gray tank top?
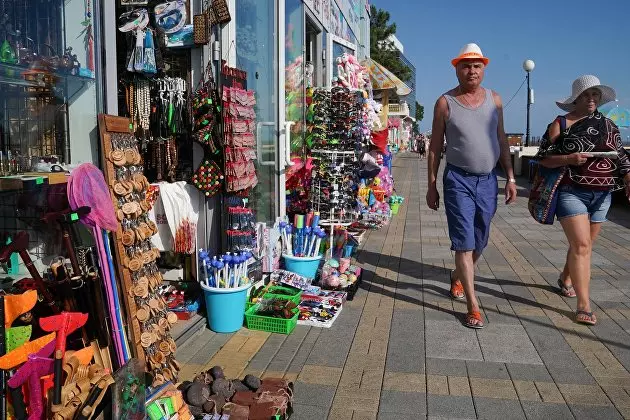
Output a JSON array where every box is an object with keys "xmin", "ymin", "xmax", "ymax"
[{"xmin": 444, "ymin": 88, "xmax": 500, "ymax": 174}]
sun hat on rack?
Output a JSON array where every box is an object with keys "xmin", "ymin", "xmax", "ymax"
[
  {"xmin": 451, "ymin": 43, "xmax": 490, "ymax": 67},
  {"xmin": 556, "ymin": 75, "xmax": 616, "ymax": 112}
]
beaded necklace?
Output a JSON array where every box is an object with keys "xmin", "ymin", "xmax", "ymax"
[{"xmin": 136, "ymin": 80, "xmax": 151, "ymax": 131}]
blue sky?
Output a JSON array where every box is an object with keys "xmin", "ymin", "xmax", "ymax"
[{"xmin": 371, "ymin": 0, "xmax": 630, "ymax": 142}]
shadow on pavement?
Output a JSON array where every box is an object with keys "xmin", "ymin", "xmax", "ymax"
[
  {"xmin": 607, "ymin": 204, "xmax": 630, "ymax": 230},
  {"xmin": 354, "ymin": 249, "xmax": 630, "ymax": 352}
]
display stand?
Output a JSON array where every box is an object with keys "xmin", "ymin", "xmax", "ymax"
[
  {"xmin": 98, "ymin": 114, "xmax": 181, "ymax": 386},
  {"xmin": 98, "ymin": 115, "xmax": 144, "ymax": 362},
  {"xmin": 307, "ymin": 86, "xmax": 363, "ymax": 258}
]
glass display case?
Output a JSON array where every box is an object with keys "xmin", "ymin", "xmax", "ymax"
[{"xmin": 0, "ymin": 0, "xmax": 100, "ymax": 170}]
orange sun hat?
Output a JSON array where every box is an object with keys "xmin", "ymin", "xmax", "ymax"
[{"xmin": 451, "ymin": 43, "xmax": 490, "ymax": 67}]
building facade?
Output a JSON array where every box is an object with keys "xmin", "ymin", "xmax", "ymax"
[{"xmin": 398, "ymin": 51, "xmax": 417, "ymax": 120}]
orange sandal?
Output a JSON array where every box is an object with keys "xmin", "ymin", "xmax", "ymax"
[
  {"xmin": 464, "ymin": 311, "xmax": 484, "ymax": 329},
  {"xmin": 575, "ymin": 310, "xmax": 597, "ymax": 326},
  {"xmin": 450, "ymin": 271, "xmax": 465, "ymax": 300}
]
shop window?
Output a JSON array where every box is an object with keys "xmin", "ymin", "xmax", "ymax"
[
  {"xmin": 305, "ymin": 17, "xmax": 322, "ymax": 88},
  {"xmin": 0, "ymin": 0, "xmax": 100, "ymax": 279},
  {"xmin": 0, "ymin": 0, "xmax": 100, "ymax": 167},
  {"xmin": 332, "ymin": 41, "xmax": 355, "ymax": 79}
]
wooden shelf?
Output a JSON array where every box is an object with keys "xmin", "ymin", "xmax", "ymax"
[{"xmin": 0, "ymin": 172, "xmax": 68, "ymax": 192}]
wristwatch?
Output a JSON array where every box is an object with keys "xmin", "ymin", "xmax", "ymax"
[{"xmin": 507, "ymin": 178, "xmax": 516, "ymax": 183}]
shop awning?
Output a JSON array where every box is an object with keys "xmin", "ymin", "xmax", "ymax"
[{"xmin": 361, "ymin": 58, "xmax": 412, "ymax": 96}]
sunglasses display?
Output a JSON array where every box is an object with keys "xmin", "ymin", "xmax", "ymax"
[
  {"xmin": 304, "ymin": 86, "xmax": 377, "ymax": 225},
  {"xmin": 309, "ymin": 149, "xmax": 358, "ymax": 224}
]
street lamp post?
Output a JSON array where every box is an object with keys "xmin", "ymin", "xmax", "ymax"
[{"xmin": 523, "ymin": 59, "xmax": 535, "ymax": 147}]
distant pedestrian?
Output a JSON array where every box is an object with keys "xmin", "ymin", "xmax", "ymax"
[
  {"xmin": 426, "ymin": 43, "xmax": 517, "ymax": 329},
  {"xmin": 418, "ymin": 136, "xmax": 426, "ymax": 159},
  {"xmin": 535, "ymin": 75, "xmax": 630, "ymax": 325}
]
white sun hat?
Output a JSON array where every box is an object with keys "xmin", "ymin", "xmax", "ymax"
[
  {"xmin": 556, "ymin": 75, "xmax": 616, "ymax": 112},
  {"xmin": 451, "ymin": 43, "xmax": 490, "ymax": 67}
]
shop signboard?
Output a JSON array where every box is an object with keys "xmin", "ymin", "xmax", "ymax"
[
  {"xmin": 304, "ymin": 0, "xmax": 357, "ymax": 46},
  {"xmin": 333, "ymin": 0, "xmax": 362, "ymax": 42},
  {"xmin": 322, "ymin": 0, "xmax": 331, "ymax": 31},
  {"xmin": 304, "ymin": 0, "xmax": 332, "ymax": 32}
]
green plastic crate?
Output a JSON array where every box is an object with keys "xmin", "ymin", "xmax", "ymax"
[
  {"xmin": 245, "ymin": 305, "xmax": 299, "ymax": 334},
  {"xmin": 265, "ymin": 285, "xmax": 303, "ymax": 304},
  {"xmin": 245, "ymin": 285, "xmax": 302, "ymax": 311}
]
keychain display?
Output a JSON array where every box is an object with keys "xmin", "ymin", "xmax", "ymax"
[
  {"xmin": 106, "ymin": 131, "xmax": 180, "ymax": 387},
  {"xmin": 153, "ymin": 77, "xmax": 187, "ymax": 137},
  {"xmin": 123, "ymin": 77, "xmax": 187, "ymax": 182}
]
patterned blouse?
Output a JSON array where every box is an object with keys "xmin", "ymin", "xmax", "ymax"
[{"xmin": 535, "ymin": 111, "xmax": 630, "ymax": 191}]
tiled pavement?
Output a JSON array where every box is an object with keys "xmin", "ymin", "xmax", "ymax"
[{"xmin": 177, "ymin": 153, "xmax": 630, "ymax": 419}]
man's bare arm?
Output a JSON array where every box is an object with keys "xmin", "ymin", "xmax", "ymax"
[
  {"xmin": 428, "ymin": 96, "xmax": 448, "ymax": 187},
  {"xmin": 492, "ymin": 91, "xmax": 515, "ymax": 180}
]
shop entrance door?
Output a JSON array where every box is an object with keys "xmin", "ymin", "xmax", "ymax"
[
  {"xmin": 282, "ymin": 0, "xmax": 307, "ymax": 218},
  {"xmin": 234, "ymin": 0, "xmax": 281, "ymax": 223}
]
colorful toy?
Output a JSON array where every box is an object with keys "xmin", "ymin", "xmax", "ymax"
[
  {"xmin": 278, "ymin": 212, "xmax": 326, "ymax": 258},
  {"xmin": 39, "ymin": 312, "xmax": 89, "ymax": 408},
  {"xmin": 199, "ymin": 250, "xmax": 253, "ymax": 288},
  {"xmin": 7, "ymin": 340, "xmax": 56, "ymax": 420},
  {"xmin": 335, "ymin": 53, "xmax": 369, "ymax": 90}
]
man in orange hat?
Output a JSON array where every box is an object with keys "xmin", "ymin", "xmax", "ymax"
[{"xmin": 426, "ymin": 43, "xmax": 517, "ymax": 329}]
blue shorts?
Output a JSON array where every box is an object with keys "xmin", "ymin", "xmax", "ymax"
[
  {"xmin": 556, "ymin": 185, "xmax": 611, "ymax": 223},
  {"xmin": 443, "ymin": 164, "xmax": 498, "ymax": 254}
]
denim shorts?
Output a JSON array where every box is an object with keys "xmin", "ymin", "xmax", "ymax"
[
  {"xmin": 556, "ymin": 185, "xmax": 612, "ymax": 223},
  {"xmin": 443, "ymin": 164, "xmax": 498, "ymax": 253}
]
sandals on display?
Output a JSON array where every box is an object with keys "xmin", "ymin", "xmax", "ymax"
[
  {"xmin": 118, "ymin": 9, "xmax": 149, "ymax": 33},
  {"xmin": 464, "ymin": 311, "xmax": 484, "ymax": 329},
  {"xmin": 575, "ymin": 310, "xmax": 597, "ymax": 326},
  {"xmin": 450, "ymin": 270, "xmax": 465, "ymax": 301},
  {"xmin": 154, "ymin": 1, "xmax": 187, "ymax": 34},
  {"xmin": 557, "ymin": 278, "xmax": 577, "ymax": 298}
]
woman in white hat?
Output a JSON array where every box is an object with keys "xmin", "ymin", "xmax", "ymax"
[{"xmin": 536, "ymin": 75, "xmax": 630, "ymax": 325}]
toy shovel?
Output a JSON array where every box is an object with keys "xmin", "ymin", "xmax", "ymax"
[
  {"xmin": 7, "ymin": 340, "xmax": 56, "ymax": 420},
  {"xmin": 39, "ymin": 312, "xmax": 88, "ymax": 407},
  {"xmin": 1, "ymin": 290, "xmax": 38, "ymax": 420},
  {"xmin": 0, "ymin": 333, "xmax": 55, "ymax": 420},
  {"xmin": 0, "ymin": 333, "xmax": 56, "ymax": 371}
]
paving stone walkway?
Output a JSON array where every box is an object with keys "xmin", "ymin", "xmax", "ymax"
[{"xmin": 178, "ymin": 152, "xmax": 630, "ymax": 419}]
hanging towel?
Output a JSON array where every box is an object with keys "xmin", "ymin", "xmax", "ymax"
[
  {"xmin": 157, "ymin": 181, "xmax": 199, "ymax": 254},
  {"xmin": 147, "ymin": 185, "xmax": 171, "ymax": 251}
]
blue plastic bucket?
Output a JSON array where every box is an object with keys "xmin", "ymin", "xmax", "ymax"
[
  {"xmin": 283, "ymin": 254, "xmax": 322, "ymax": 279},
  {"xmin": 343, "ymin": 244, "xmax": 355, "ymax": 258},
  {"xmin": 201, "ymin": 282, "xmax": 252, "ymax": 333}
]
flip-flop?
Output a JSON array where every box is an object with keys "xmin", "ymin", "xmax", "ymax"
[
  {"xmin": 557, "ymin": 278, "xmax": 576, "ymax": 298},
  {"xmin": 450, "ymin": 271, "xmax": 465, "ymax": 300},
  {"xmin": 464, "ymin": 311, "xmax": 484, "ymax": 329},
  {"xmin": 575, "ymin": 310, "xmax": 597, "ymax": 326}
]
